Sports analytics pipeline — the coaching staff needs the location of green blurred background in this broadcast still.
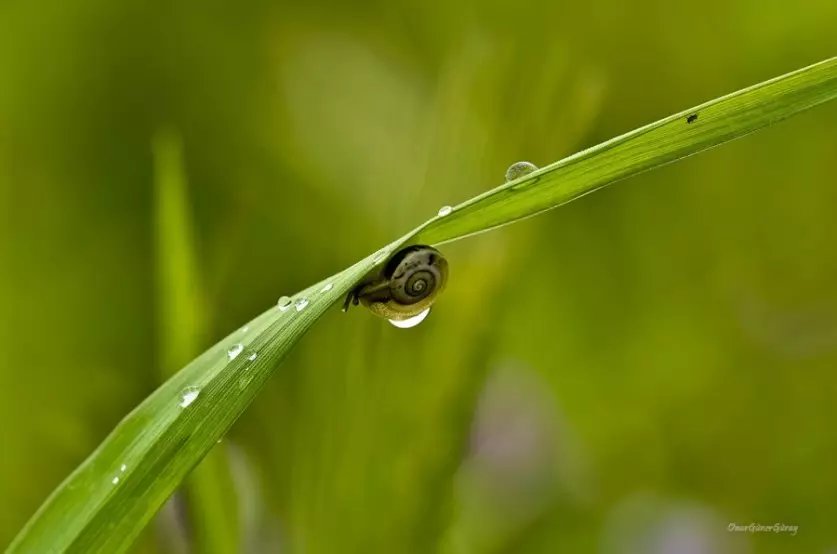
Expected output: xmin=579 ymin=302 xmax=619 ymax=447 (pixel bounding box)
xmin=2 ymin=0 xmax=837 ymax=552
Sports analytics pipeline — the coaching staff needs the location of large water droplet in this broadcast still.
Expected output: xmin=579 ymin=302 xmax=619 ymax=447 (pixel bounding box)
xmin=389 ymin=307 xmax=431 ymax=329
xmin=438 ymin=205 xmax=452 ymax=217
xmin=227 ymin=343 xmax=244 ymax=360
xmin=180 ymin=387 xmax=201 ymax=408
xmin=278 ymin=296 xmax=293 ymax=311
xmin=248 ymin=352 xmax=257 ymax=361
xmin=321 ymin=282 xmax=334 ymax=292
xmin=295 ymin=298 xmax=309 ymax=312
xmin=505 ymin=161 xmax=538 ymax=182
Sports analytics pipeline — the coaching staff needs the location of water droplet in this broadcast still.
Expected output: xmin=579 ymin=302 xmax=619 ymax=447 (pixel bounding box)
xmin=248 ymin=352 xmax=257 ymax=361
xmin=321 ymin=282 xmax=334 ymax=292
xmin=180 ymin=387 xmax=200 ymax=408
xmin=112 ymin=476 xmax=120 ymax=485
xmin=295 ymin=298 xmax=309 ymax=312
xmin=227 ymin=343 xmax=244 ymax=360
xmin=505 ymin=161 xmax=538 ymax=182
xmin=278 ymin=296 xmax=292 ymax=310
xmin=389 ymin=307 xmax=431 ymax=329
xmin=238 ymin=375 xmax=252 ymax=390
xmin=120 ymin=464 xmax=127 ymax=472
xmin=438 ymin=205 xmax=452 ymax=217
xmin=241 ymin=325 xmax=249 ymax=333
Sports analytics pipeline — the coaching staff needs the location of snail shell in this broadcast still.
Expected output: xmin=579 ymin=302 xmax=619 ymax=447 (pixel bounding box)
xmin=347 ymin=245 xmax=449 ymax=321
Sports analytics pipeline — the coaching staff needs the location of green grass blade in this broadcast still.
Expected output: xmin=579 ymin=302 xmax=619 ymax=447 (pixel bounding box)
xmin=153 ymin=129 xmax=207 ymax=378
xmin=413 ymin=56 xmax=837 ymax=245
xmin=8 ymin=56 xmax=837 ymax=554
xmin=152 ymin=129 xmax=240 ymax=554
xmin=5 ymin=238 xmax=410 ymax=553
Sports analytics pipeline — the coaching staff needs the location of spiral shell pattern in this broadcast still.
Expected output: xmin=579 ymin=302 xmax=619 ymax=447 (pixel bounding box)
xmin=351 ymin=244 xmax=448 ymax=321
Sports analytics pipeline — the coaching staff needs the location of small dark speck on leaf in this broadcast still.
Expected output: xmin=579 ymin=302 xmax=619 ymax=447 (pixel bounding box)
xmin=687 ymin=113 xmax=699 ymax=124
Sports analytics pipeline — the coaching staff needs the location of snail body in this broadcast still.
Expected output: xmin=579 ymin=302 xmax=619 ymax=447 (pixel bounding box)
xmin=344 ymin=245 xmax=448 ymax=321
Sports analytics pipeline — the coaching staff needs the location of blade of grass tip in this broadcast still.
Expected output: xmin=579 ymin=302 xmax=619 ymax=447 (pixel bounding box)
xmin=9 ymin=56 xmax=837 ymax=554
xmin=413 ymin=56 xmax=837 ymax=246
xmin=153 ymin=129 xmax=241 ymax=554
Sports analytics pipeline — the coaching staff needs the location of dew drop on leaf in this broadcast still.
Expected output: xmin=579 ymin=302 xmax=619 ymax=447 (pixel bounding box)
xmin=295 ymin=298 xmax=309 ymax=312
xmin=112 ymin=477 xmax=119 ymax=485
xmin=389 ymin=307 xmax=431 ymax=329
xmin=505 ymin=161 xmax=538 ymax=182
xmin=321 ymin=282 xmax=334 ymax=292
xmin=438 ymin=205 xmax=452 ymax=217
xmin=227 ymin=343 xmax=244 ymax=360
xmin=179 ymin=387 xmax=201 ymax=408
xmin=247 ymin=352 xmax=257 ymax=361
xmin=120 ymin=464 xmax=127 ymax=472
xmin=278 ymin=296 xmax=293 ymax=311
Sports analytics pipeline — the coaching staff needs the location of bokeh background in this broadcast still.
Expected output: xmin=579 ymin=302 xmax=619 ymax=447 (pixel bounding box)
xmin=2 ymin=0 xmax=837 ymax=552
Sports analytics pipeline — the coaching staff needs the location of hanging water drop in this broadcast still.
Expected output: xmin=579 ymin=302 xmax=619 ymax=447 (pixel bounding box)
xmin=278 ymin=296 xmax=293 ymax=311
xmin=438 ymin=205 xmax=452 ymax=217
xmin=295 ymin=298 xmax=309 ymax=312
xmin=505 ymin=161 xmax=538 ymax=182
xmin=389 ymin=307 xmax=431 ymax=329
xmin=180 ymin=387 xmax=201 ymax=408
xmin=227 ymin=343 xmax=244 ymax=361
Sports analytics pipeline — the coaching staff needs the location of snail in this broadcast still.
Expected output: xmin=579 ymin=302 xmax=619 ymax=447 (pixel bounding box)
xmin=343 ymin=245 xmax=449 ymax=320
